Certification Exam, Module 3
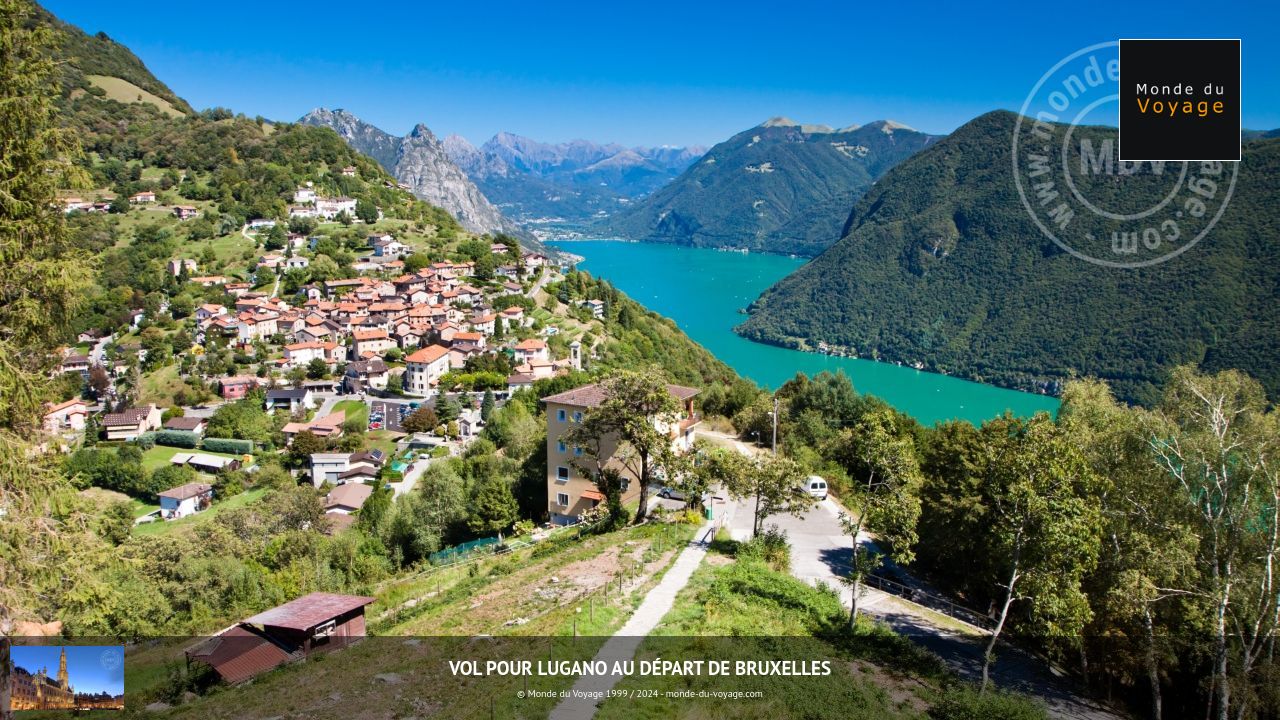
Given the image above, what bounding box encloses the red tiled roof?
[405,344,449,364]
[242,592,374,632]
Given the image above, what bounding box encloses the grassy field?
[119,521,700,718]
[141,445,248,472]
[333,399,369,426]
[85,74,184,117]
[133,486,268,537]
[365,429,400,457]
[140,363,186,407]
[594,536,1046,720]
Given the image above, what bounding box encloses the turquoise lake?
[554,239,1060,426]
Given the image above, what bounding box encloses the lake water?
[554,239,1059,426]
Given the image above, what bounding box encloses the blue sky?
[10,645,124,695]
[43,0,1280,147]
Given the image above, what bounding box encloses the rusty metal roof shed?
[242,592,374,632]
[185,624,297,684]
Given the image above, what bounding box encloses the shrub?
[737,525,791,572]
[133,432,156,450]
[202,437,254,454]
[929,687,1047,720]
[155,430,199,448]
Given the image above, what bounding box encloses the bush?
[929,687,1047,720]
[133,432,156,450]
[737,525,791,572]
[155,430,199,448]
[202,437,254,454]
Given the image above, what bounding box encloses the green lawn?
[333,399,369,426]
[133,486,268,537]
[366,429,400,457]
[141,444,249,472]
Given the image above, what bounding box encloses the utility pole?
[771,396,778,456]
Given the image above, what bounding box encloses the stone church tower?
[57,646,69,690]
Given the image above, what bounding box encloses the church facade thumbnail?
[10,646,75,710]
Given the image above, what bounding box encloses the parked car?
[656,485,687,501]
[798,475,828,500]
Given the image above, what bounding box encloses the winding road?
[699,429,1124,720]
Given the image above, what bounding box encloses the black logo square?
[1120,39,1240,161]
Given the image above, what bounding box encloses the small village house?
[158,481,213,520]
[264,388,316,413]
[325,482,373,514]
[163,415,207,435]
[42,398,87,433]
[102,405,163,441]
[218,375,260,399]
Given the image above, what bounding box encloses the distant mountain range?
[602,117,940,256]
[300,108,521,239]
[737,110,1280,404]
[443,133,705,227]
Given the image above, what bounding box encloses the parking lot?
[368,399,423,432]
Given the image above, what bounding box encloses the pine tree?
[0,0,101,652]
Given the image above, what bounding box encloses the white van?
[802,475,828,500]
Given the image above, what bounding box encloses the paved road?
[89,333,113,365]
[723,496,1122,719]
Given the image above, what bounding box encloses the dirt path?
[547,520,723,720]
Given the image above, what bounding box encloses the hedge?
[133,432,157,450]
[201,437,254,454]
[155,430,199,449]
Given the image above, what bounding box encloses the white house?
[403,344,450,395]
[315,196,357,219]
[158,482,213,520]
[293,187,317,203]
[512,338,549,364]
[264,387,316,413]
[42,398,87,433]
[285,256,310,270]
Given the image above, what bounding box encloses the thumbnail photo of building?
[7,646,124,711]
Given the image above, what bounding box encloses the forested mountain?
[603,117,939,256]
[29,4,192,114]
[737,110,1280,405]
[443,132,704,227]
[299,108,526,239]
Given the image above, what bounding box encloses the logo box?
[1119,39,1240,161]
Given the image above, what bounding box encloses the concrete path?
[547,519,722,720]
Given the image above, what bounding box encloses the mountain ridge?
[300,108,522,239]
[443,131,706,227]
[736,110,1280,404]
[601,119,940,256]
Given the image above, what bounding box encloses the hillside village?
[43,176,625,528]
[12,6,1280,720]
